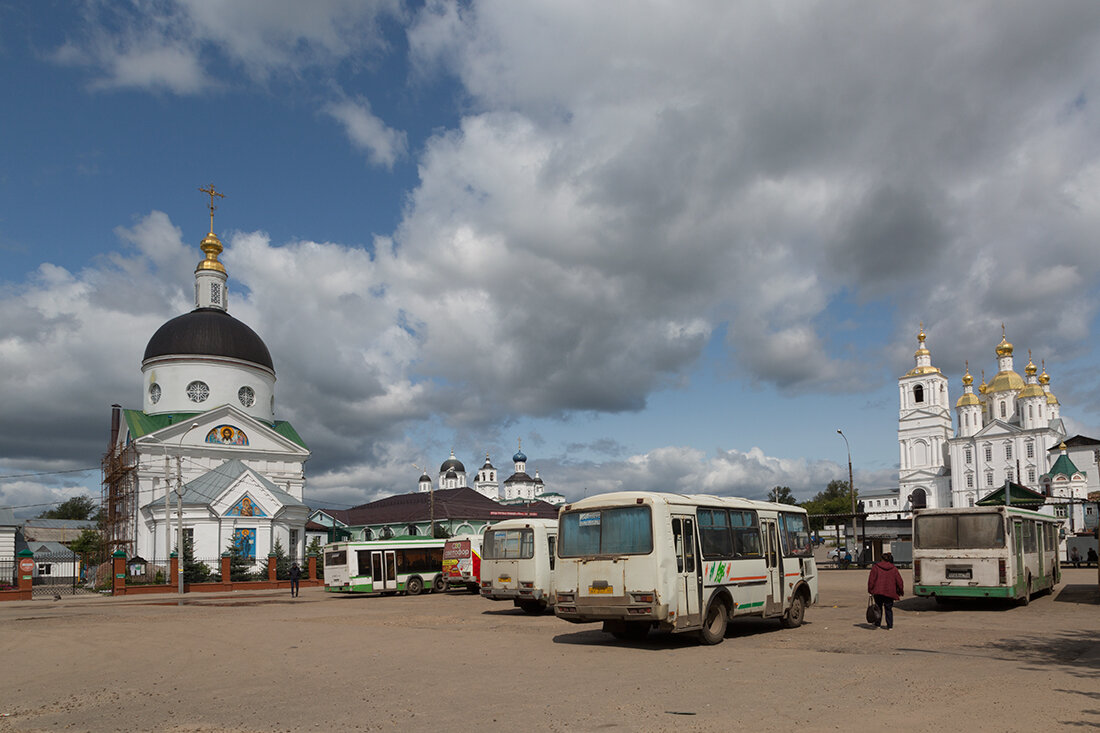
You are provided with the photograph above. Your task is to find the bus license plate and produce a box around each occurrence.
[498,575,511,582]
[589,586,613,594]
[946,568,972,580]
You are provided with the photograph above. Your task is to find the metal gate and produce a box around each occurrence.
[30,552,99,598]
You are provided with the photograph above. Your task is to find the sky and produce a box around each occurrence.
[3,1,1100,518]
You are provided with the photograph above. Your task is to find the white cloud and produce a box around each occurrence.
[324,99,408,169]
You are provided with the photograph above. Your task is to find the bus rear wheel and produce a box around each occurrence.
[432,575,446,593]
[406,576,423,596]
[698,600,728,645]
[1019,576,1031,606]
[466,583,480,594]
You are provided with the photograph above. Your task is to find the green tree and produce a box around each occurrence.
[69,528,106,565]
[223,537,257,581]
[265,537,291,580]
[767,486,797,505]
[801,480,857,531]
[306,536,324,580]
[182,533,212,583]
[39,495,98,520]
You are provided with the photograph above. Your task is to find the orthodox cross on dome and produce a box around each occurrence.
[199,183,225,233]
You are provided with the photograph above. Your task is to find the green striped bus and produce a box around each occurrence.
[324,537,445,596]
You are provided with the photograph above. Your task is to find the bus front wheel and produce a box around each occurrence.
[781,592,805,628]
[406,576,423,596]
[698,601,728,645]
[432,575,445,593]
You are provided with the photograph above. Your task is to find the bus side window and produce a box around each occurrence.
[673,518,684,572]
[548,535,556,570]
[683,518,696,573]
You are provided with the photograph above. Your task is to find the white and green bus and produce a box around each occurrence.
[323,537,446,596]
[912,506,1061,604]
[554,492,817,644]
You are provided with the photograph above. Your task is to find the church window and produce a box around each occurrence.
[964,448,972,464]
[913,384,924,403]
[986,473,994,487]
[984,445,992,462]
[210,282,221,305]
[1027,468,1035,483]
[966,473,973,488]
[186,380,210,403]
[1007,468,1014,482]
[238,386,255,407]
[1055,504,1067,518]
[968,497,975,507]
[1004,443,1012,461]
[1026,442,1034,459]
[149,382,161,405]
[1000,401,1006,418]
[290,529,299,553]
[1028,404,1033,420]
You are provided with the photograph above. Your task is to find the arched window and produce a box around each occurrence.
[913,384,925,404]
[1028,404,1033,420]
[1000,401,1006,418]
[364,528,374,540]
[381,527,394,539]
[910,488,927,509]
[406,524,419,536]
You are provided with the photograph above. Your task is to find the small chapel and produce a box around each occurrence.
[102,187,310,569]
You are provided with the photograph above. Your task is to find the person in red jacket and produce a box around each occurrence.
[867,552,904,629]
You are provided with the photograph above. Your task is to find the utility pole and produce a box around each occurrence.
[837,430,856,554]
[176,423,200,601]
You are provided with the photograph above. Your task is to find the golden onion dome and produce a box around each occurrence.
[1017,383,1045,399]
[1038,362,1050,386]
[987,369,1025,393]
[196,231,226,273]
[1025,351,1037,376]
[956,392,980,407]
[978,371,988,394]
[995,325,1013,357]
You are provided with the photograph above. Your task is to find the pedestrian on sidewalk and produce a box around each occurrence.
[867,552,904,630]
[289,562,301,598]
[1070,547,1081,568]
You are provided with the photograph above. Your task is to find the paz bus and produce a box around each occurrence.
[480,518,558,614]
[553,491,817,644]
[442,533,483,593]
[912,506,1060,604]
[323,537,445,595]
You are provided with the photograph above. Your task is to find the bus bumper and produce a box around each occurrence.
[914,584,1015,599]
[554,597,668,624]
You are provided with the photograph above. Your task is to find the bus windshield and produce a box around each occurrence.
[915,513,1005,549]
[483,529,534,559]
[559,505,653,557]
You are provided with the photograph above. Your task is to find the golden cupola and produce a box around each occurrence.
[986,325,1024,393]
[196,230,226,274]
[905,322,942,376]
[956,363,980,407]
[1017,351,1045,399]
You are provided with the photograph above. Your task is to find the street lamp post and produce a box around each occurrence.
[176,423,200,600]
[837,430,856,555]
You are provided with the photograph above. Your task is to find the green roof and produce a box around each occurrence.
[1044,453,1082,480]
[976,481,1045,507]
[122,409,308,449]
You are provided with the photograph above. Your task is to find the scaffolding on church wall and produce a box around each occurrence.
[101,441,138,554]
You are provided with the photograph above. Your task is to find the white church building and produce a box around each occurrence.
[415,443,563,506]
[895,325,1094,538]
[103,191,310,567]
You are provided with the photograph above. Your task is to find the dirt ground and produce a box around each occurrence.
[1,568,1098,733]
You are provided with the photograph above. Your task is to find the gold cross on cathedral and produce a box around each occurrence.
[199,183,225,233]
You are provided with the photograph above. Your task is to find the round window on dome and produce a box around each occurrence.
[238,386,255,408]
[186,380,210,403]
[149,383,161,405]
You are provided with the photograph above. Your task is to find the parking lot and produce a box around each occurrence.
[1,568,1098,732]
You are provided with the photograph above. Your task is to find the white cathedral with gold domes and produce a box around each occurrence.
[895,325,1096,535]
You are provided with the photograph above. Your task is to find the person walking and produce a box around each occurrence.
[1070,547,1081,569]
[867,552,904,630]
[1088,547,1098,568]
[289,562,301,598]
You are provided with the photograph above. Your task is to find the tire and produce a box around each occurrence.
[698,600,728,645]
[1020,576,1031,606]
[432,575,445,593]
[519,599,547,615]
[405,576,423,596]
[781,592,806,628]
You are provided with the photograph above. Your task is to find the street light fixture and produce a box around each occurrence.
[176,423,200,601]
[837,429,856,555]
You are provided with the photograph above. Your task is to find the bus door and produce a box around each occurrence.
[762,520,783,616]
[672,516,701,628]
[1036,524,1044,579]
[1012,520,1024,590]
[371,551,399,591]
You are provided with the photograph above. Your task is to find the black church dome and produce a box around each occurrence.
[143,308,274,371]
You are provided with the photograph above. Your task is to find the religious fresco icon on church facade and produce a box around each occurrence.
[233,528,256,559]
[227,494,266,517]
[206,424,249,446]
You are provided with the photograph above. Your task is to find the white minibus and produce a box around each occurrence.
[480,518,558,614]
[912,506,1060,604]
[554,491,817,644]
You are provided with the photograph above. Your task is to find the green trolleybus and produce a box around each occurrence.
[554,491,818,645]
[912,506,1060,604]
[324,537,446,596]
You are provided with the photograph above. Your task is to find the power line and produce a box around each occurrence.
[0,467,100,481]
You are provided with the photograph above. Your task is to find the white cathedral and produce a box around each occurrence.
[896,325,1094,535]
[415,443,563,505]
[104,191,310,567]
